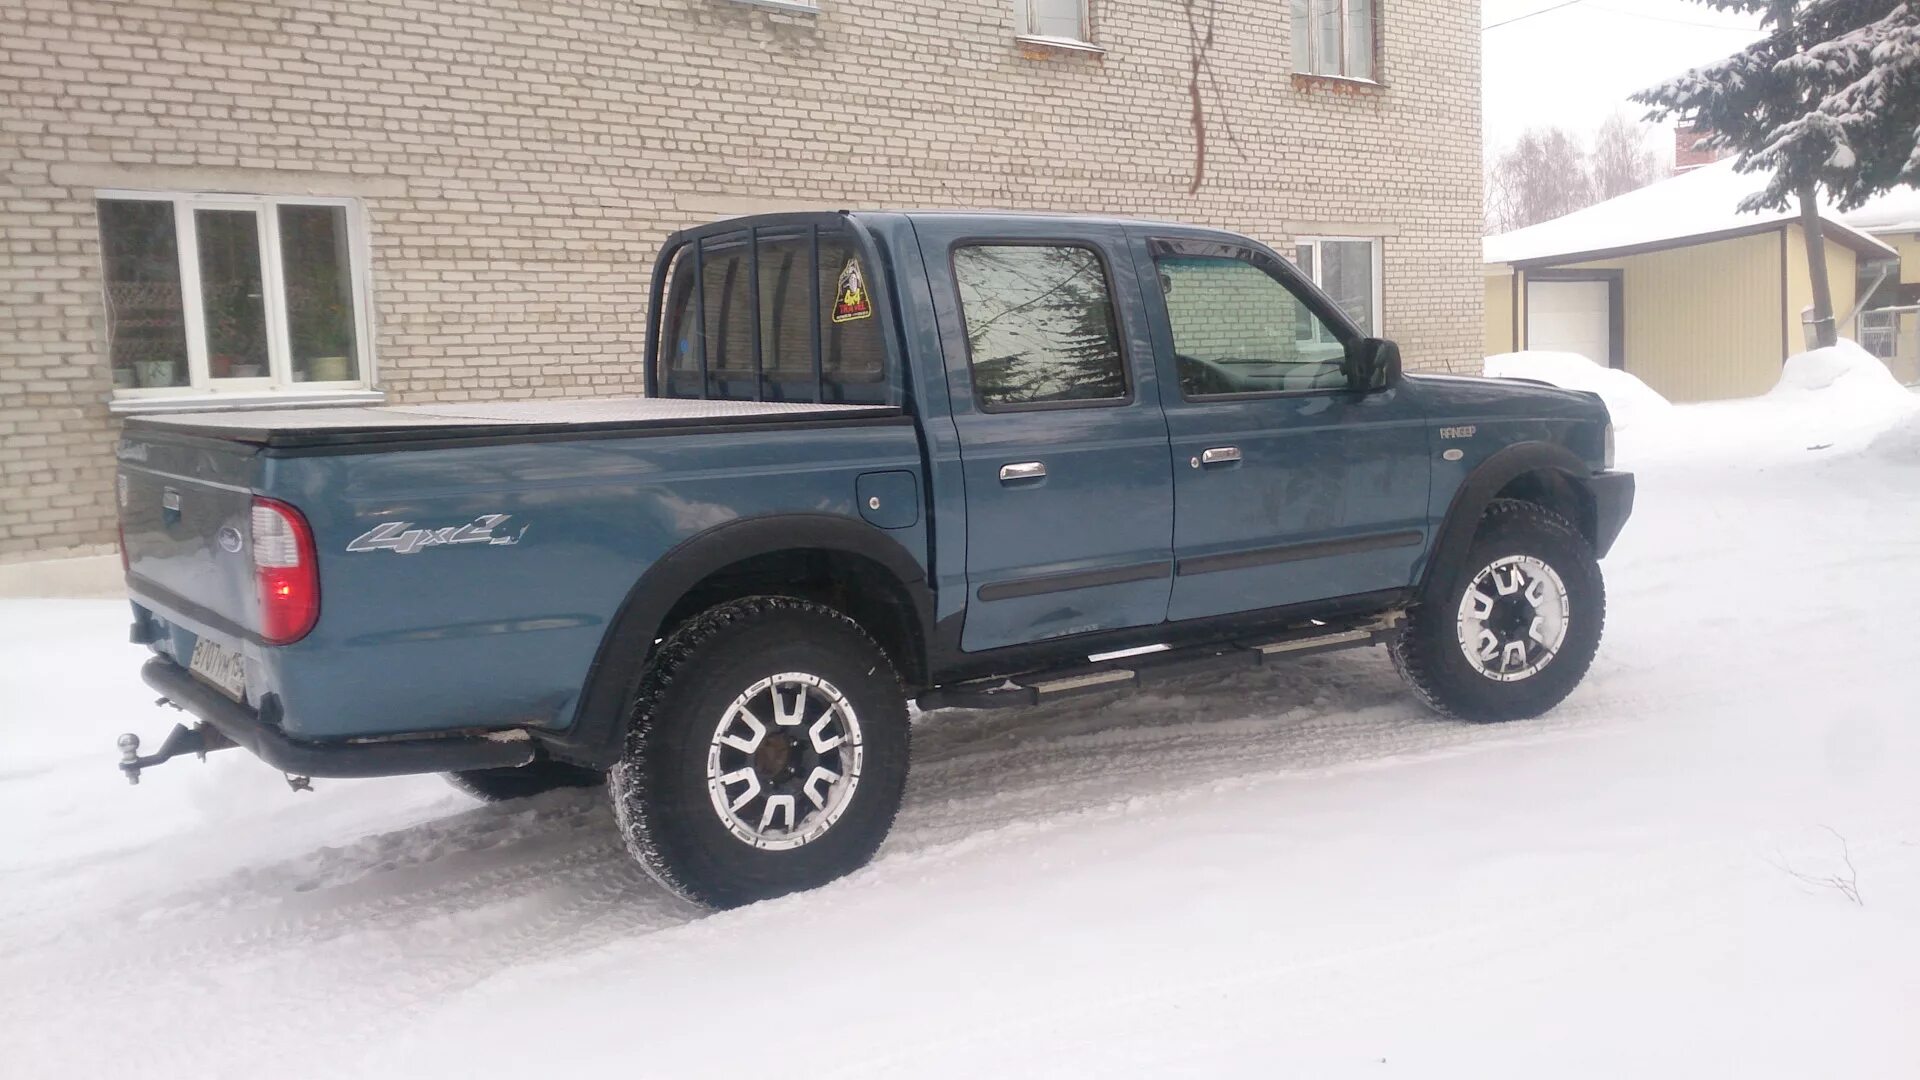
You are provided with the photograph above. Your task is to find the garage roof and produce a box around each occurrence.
[1842,185,1920,235]
[1486,160,1898,269]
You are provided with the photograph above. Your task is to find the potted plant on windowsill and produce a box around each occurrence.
[288,284,354,383]
[134,353,180,388]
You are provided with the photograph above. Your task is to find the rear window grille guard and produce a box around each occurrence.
[648,215,898,407]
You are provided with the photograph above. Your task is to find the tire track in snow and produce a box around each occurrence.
[0,649,1694,1078]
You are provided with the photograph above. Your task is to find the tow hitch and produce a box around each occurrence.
[117,719,235,784]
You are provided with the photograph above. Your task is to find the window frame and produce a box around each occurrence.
[1293,235,1384,338]
[1293,0,1378,83]
[1013,0,1094,49]
[97,189,376,406]
[950,238,1135,415]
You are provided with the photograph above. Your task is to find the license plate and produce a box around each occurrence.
[188,637,247,702]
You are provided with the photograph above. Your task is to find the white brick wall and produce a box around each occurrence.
[0,0,1483,558]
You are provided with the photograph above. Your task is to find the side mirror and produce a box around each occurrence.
[1345,337,1402,393]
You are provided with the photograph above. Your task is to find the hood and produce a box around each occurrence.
[1405,372,1612,425]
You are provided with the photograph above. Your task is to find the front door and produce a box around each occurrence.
[1134,232,1430,624]
[915,218,1176,653]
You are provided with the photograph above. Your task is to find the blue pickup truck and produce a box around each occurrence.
[115,211,1632,907]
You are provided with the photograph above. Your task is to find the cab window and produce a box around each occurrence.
[953,243,1129,411]
[1156,255,1348,398]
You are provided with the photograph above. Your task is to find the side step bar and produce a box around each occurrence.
[917,611,1404,711]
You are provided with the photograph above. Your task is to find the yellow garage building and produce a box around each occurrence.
[1485,162,1911,402]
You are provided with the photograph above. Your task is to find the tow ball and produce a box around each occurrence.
[116,720,235,784]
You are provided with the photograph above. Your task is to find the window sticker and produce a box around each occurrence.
[832,257,873,323]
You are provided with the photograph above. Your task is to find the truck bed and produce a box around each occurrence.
[124,396,902,450]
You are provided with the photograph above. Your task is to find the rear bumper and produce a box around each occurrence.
[140,657,536,778]
[1589,470,1635,558]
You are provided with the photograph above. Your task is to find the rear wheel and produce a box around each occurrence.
[444,760,604,802]
[609,597,909,909]
[1393,499,1606,722]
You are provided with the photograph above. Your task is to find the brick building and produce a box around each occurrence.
[0,0,1483,562]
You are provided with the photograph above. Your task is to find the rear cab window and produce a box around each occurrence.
[951,243,1129,411]
[658,223,888,404]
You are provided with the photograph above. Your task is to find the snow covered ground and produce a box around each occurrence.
[5,373,1920,1078]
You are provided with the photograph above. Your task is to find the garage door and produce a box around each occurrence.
[1526,280,1613,367]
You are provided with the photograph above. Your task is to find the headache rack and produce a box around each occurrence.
[644,211,906,408]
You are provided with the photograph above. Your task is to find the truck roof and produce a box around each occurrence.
[674,209,1217,237]
[883,209,1199,231]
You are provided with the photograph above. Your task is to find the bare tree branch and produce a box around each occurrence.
[1769,825,1864,906]
[1182,0,1208,194]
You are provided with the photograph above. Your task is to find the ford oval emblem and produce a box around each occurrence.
[217,526,244,554]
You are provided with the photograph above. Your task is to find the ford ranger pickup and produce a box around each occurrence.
[114,211,1634,907]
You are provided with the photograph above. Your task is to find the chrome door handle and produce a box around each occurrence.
[1200,446,1242,466]
[999,461,1047,483]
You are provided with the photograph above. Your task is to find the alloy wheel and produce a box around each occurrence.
[1454,555,1571,682]
[704,672,865,850]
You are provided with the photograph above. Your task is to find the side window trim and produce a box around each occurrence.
[950,238,1135,415]
[1144,235,1360,404]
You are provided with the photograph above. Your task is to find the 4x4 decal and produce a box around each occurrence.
[347,514,528,555]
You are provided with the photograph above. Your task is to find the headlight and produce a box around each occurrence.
[1602,423,1616,471]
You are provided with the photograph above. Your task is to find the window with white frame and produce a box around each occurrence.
[1291,0,1376,81]
[96,192,373,400]
[1015,0,1091,45]
[1294,237,1382,336]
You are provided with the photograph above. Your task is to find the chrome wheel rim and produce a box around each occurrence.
[706,672,864,850]
[1455,555,1570,682]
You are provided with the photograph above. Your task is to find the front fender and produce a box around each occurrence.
[1420,441,1595,593]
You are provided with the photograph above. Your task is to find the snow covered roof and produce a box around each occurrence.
[1841,185,1920,235]
[1485,160,1897,268]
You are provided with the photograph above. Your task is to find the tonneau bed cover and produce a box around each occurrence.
[123,397,903,450]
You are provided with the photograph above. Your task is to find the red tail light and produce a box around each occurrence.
[250,497,319,645]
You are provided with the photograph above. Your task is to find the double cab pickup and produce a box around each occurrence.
[115,211,1633,907]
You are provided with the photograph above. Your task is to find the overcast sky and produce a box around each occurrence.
[1482,0,1766,159]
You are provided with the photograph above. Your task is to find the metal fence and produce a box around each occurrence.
[1860,306,1920,386]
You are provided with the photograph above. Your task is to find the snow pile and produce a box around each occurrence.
[1770,339,1907,397]
[1484,350,1673,429]
[1615,340,1919,467]
[1760,340,1920,451]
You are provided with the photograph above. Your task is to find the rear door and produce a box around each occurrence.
[1134,232,1430,623]
[913,217,1175,652]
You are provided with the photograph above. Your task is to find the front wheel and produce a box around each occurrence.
[609,597,910,909]
[1393,499,1606,722]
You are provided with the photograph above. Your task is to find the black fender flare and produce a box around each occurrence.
[538,513,932,768]
[1422,441,1594,595]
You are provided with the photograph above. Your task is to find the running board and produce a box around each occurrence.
[917,612,1404,711]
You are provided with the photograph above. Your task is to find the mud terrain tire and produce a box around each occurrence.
[1393,498,1606,723]
[609,597,910,909]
